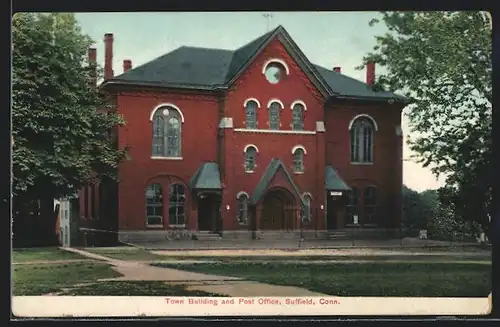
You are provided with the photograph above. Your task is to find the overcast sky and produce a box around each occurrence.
[75,12,447,192]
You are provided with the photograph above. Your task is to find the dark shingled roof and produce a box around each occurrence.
[109,25,408,102]
[189,162,222,190]
[250,158,305,205]
[324,166,351,191]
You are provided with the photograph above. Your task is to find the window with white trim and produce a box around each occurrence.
[292,103,304,130]
[169,184,186,225]
[350,117,374,163]
[146,183,163,226]
[244,146,257,172]
[237,193,249,225]
[245,100,258,129]
[268,102,281,130]
[292,148,305,173]
[152,107,182,157]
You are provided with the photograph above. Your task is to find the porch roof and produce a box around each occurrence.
[189,162,222,190]
[250,158,305,206]
[324,166,351,191]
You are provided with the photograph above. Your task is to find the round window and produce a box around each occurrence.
[264,62,286,84]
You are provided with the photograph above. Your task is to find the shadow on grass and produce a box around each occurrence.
[60,281,224,296]
[152,261,491,297]
[12,247,89,263]
[12,262,122,295]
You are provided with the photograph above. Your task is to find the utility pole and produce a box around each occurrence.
[262,13,274,32]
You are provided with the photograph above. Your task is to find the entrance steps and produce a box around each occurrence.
[325,230,350,240]
[194,231,222,241]
[256,231,301,241]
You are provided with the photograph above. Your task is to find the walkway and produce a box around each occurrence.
[61,247,327,297]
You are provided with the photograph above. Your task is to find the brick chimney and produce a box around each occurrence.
[104,33,114,80]
[88,48,97,87]
[123,59,132,72]
[366,61,375,85]
[333,66,341,73]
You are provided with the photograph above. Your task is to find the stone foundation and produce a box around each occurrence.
[117,228,399,245]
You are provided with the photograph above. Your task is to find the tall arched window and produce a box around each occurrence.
[363,186,377,225]
[350,117,375,163]
[301,194,312,223]
[152,107,182,157]
[346,187,359,225]
[244,146,257,172]
[146,183,163,226]
[237,193,249,225]
[292,148,305,173]
[268,101,281,130]
[245,100,258,129]
[169,184,186,225]
[291,103,304,130]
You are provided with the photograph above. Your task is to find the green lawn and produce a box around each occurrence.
[12,262,122,295]
[83,247,167,261]
[162,254,490,263]
[12,247,89,263]
[59,281,224,296]
[153,261,491,297]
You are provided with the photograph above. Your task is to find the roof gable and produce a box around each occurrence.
[324,166,351,191]
[189,162,222,190]
[104,25,408,103]
[250,158,304,205]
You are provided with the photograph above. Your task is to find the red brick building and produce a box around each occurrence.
[80,26,409,243]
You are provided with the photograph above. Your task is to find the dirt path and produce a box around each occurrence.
[61,247,327,297]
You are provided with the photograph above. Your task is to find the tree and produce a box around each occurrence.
[12,13,126,245]
[361,12,492,234]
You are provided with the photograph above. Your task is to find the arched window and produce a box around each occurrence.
[268,102,281,130]
[363,186,377,225]
[244,146,257,172]
[346,187,359,225]
[237,193,249,225]
[245,100,258,129]
[64,226,68,245]
[169,184,186,225]
[291,103,304,130]
[146,183,163,226]
[292,148,305,173]
[350,117,375,163]
[152,107,182,157]
[301,194,312,223]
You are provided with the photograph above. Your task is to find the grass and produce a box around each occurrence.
[59,281,224,296]
[12,247,89,263]
[83,247,166,261]
[153,261,491,297]
[12,262,122,295]
[160,254,490,263]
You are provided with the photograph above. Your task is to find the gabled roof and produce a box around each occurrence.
[250,158,305,206]
[189,162,222,190]
[106,25,408,103]
[324,166,351,191]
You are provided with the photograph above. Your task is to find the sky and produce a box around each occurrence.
[75,12,446,192]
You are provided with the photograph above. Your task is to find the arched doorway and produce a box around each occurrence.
[261,188,297,231]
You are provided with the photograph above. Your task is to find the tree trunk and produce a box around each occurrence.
[39,193,58,246]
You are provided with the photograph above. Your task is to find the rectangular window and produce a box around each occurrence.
[246,109,257,129]
[269,104,280,130]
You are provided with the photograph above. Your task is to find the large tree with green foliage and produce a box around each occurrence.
[361,12,492,234]
[12,13,125,245]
